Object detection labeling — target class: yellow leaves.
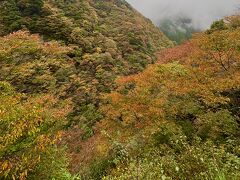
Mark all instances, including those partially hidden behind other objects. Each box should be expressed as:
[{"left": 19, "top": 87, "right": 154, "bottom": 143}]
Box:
[
  {"left": 36, "top": 135, "right": 49, "bottom": 151},
  {"left": 96, "top": 143, "right": 109, "bottom": 156},
  {"left": 42, "top": 41, "right": 71, "bottom": 55},
  {"left": 0, "top": 94, "right": 48, "bottom": 147},
  {"left": 19, "top": 170, "right": 28, "bottom": 180},
  {"left": 0, "top": 30, "right": 71, "bottom": 63},
  {"left": 0, "top": 83, "right": 68, "bottom": 179},
  {"left": 1, "top": 161, "right": 11, "bottom": 172},
  {"left": 193, "top": 28, "right": 240, "bottom": 72},
  {"left": 157, "top": 62, "right": 189, "bottom": 77},
  {"left": 0, "top": 161, "right": 12, "bottom": 179},
  {"left": 82, "top": 53, "right": 92, "bottom": 61},
  {"left": 0, "top": 153, "right": 40, "bottom": 180},
  {"left": 198, "top": 87, "right": 230, "bottom": 106},
  {"left": 96, "top": 47, "right": 102, "bottom": 53},
  {"left": 0, "top": 31, "right": 40, "bottom": 56}
]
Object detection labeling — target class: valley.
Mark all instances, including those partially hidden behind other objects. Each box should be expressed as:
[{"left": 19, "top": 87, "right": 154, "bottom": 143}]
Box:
[{"left": 0, "top": 0, "right": 240, "bottom": 179}]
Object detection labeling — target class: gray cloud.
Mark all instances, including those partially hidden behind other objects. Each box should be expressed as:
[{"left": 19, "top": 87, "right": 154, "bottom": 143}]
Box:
[{"left": 126, "top": 0, "right": 240, "bottom": 29}]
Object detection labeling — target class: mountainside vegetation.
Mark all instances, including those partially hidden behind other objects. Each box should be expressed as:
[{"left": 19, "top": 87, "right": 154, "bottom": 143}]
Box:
[
  {"left": 96, "top": 16, "right": 240, "bottom": 179},
  {"left": 0, "top": 0, "right": 240, "bottom": 179},
  {"left": 0, "top": 0, "right": 173, "bottom": 179},
  {"left": 75, "top": 16, "right": 240, "bottom": 179}
]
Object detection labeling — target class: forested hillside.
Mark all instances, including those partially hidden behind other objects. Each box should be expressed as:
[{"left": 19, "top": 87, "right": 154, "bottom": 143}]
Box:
[
  {"left": 0, "top": 0, "right": 172, "bottom": 121},
  {"left": 94, "top": 16, "right": 240, "bottom": 179},
  {"left": 0, "top": 0, "right": 173, "bottom": 179},
  {"left": 1, "top": 0, "right": 240, "bottom": 180}
]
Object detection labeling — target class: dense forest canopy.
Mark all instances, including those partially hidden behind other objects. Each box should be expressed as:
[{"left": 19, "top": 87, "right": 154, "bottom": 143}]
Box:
[
  {"left": 0, "top": 0, "right": 172, "bottom": 136},
  {"left": 0, "top": 0, "right": 172, "bottom": 179},
  {"left": 0, "top": 0, "right": 240, "bottom": 179}
]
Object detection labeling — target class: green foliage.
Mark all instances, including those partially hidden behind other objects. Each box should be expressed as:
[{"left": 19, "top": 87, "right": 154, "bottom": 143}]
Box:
[
  {"left": 104, "top": 135, "right": 240, "bottom": 180},
  {"left": 0, "top": 0, "right": 22, "bottom": 35},
  {"left": 196, "top": 110, "right": 238, "bottom": 141},
  {"left": 28, "top": 147, "right": 78, "bottom": 180},
  {"left": 17, "top": 0, "right": 44, "bottom": 16},
  {"left": 0, "top": 82, "right": 70, "bottom": 179},
  {"left": 88, "top": 157, "right": 115, "bottom": 180},
  {"left": 207, "top": 16, "right": 240, "bottom": 33},
  {"left": 159, "top": 17, "right": 197, "bottom": 44},
  {"left": 228, "top": 16, "right": 240, "bottom": 29},
  {"left": 210, "top": 19, "right": 227, "bottom": 31},
  {"left": 0, "top": 31, "right": 74, "bottom": 94}
]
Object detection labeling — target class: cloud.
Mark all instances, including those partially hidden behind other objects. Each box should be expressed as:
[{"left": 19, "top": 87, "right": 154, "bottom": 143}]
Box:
[{"left": 126, "top": 0, "right": 240, "bottom": 29}]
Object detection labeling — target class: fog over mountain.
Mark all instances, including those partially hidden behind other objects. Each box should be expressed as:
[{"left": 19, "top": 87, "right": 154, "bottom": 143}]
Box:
[{"left": 127, "top": 0, "right": 240, "bottom": 29}]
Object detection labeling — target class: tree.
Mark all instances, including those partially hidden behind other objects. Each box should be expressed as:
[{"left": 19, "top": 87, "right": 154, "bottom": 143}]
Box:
[
  {"left": 209, "top": 19, "right": 227, "bottom": 31},
  {"left": 0, "top": 0, "right": 22, "bottom": 35},
  {"left": 196, "top": 29, "right": 240, "bottom": 71},
  {"left": 0, "top": 82, "right": 71, "bottom": 179},
  {"left": 17, "top": 0, "right": 43, "bottom": 16}
]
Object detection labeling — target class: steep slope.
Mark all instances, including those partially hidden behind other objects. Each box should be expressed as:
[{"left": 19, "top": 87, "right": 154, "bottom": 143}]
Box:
[
  {"left": 0, "top": 0, "right": 173, "bottom": 179},
  {"left": 94, "top": 17, "right": 240, "bottom": 179},
  {"left": 0, "top": 0, "right": 173, "bottom": 126},
  {"left": 0, "top": 0, "right": 172, "bottom": 69},
  {"left": 1, "top": 1, "right": 240, "bottom": 178}
]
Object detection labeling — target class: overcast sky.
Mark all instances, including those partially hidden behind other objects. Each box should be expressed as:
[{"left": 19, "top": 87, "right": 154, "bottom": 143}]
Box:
[{"left": 126, "top": 0, "right": 240, "bottom": 29}]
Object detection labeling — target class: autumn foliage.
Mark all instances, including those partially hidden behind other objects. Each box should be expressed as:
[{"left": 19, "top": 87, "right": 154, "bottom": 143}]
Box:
[
  {"left": 80, "top": 17, "right": 240, "bottom": 179},
  {"left": 0, "top": 82, "right": 71, "bottom": 179},
  {"left": 1, "top": 1, "right": 240, "bottom": 179}
]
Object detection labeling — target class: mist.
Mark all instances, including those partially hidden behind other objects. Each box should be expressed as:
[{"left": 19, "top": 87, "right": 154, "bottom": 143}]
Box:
[{"left": 126, "top": 0, "right": 240, "bottom": 30}]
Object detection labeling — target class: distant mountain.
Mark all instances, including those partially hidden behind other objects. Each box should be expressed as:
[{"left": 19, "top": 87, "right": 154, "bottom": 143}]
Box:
[{"left": 159, "top": 16, "right": 200, "bottom": 44}]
